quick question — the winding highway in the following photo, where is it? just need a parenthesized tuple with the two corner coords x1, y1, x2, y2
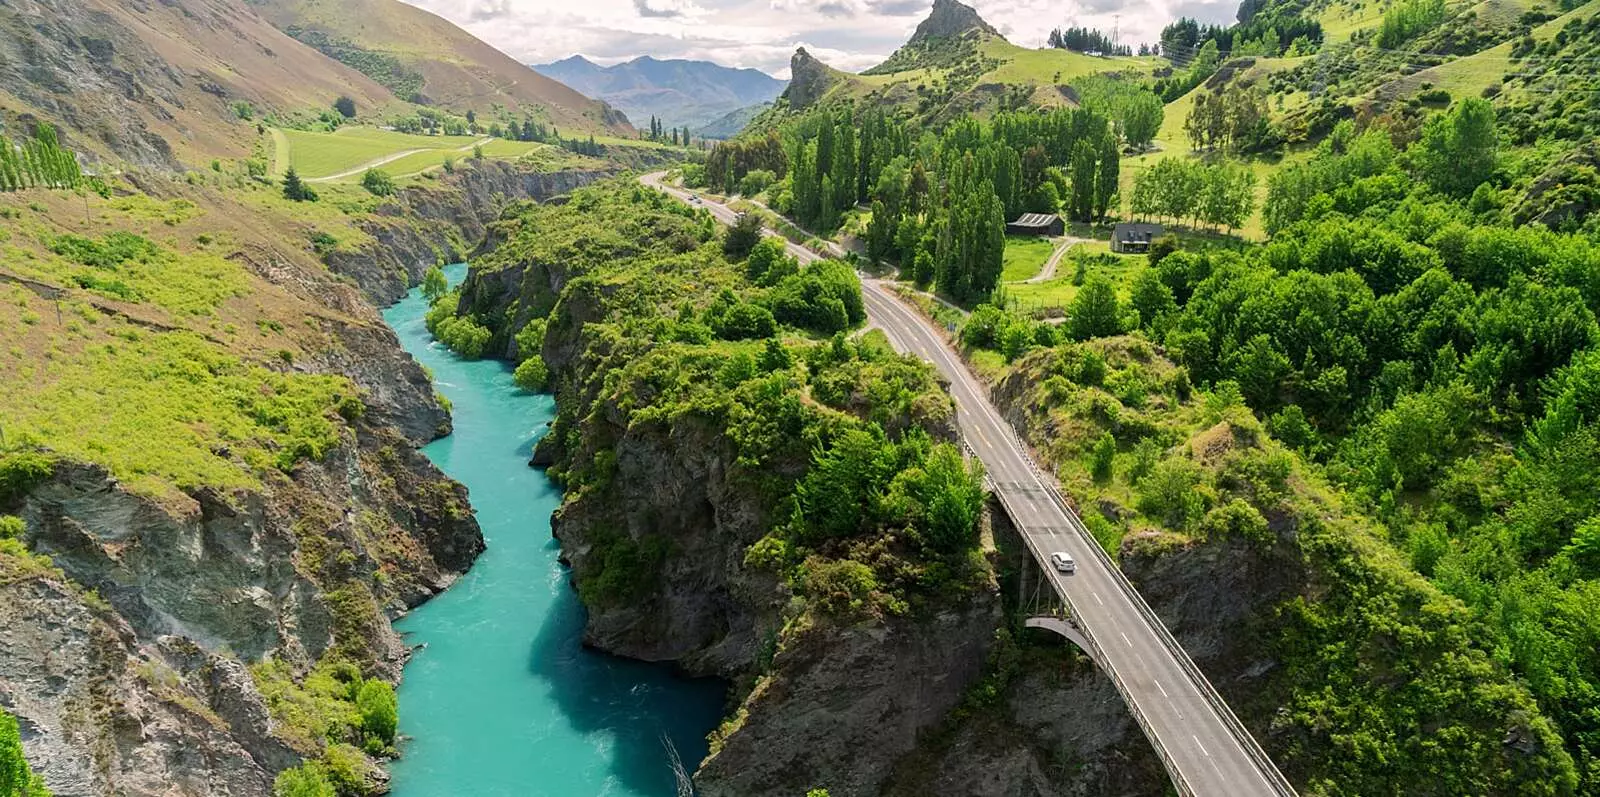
(640, 172, 1296, 797)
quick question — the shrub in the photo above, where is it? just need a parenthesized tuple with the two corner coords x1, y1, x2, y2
(360, 169, 394, 197)
(273, 763, 334, 797)
(355, 680, 397, 748)
(723, 213, 763, 261)
(513, 357, 548, 391)
(282, 167, 318, 202)
(1090, 432, 1116, 482)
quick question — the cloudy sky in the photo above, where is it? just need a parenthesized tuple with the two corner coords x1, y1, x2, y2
(398, 0, 1240, 78)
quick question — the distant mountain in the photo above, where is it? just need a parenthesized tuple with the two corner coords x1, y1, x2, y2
(532, 55, 786, 132)
(249, 0, 632, 135)
(695, 102, 772, 140)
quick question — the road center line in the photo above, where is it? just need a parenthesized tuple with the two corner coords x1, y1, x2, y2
(1120, 632, 1133, 648)
(1093, 591, 1104, 606)
(1155, 680, 1169, 698)
(1194, 735, 1211, 757)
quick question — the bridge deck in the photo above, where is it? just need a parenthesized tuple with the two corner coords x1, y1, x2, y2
(643, 173, 1296, 797)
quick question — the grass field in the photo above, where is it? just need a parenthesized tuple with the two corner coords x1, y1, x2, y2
(979, 39, 1160, 87)
(1001, 236, 1058, 282)
(274, 127, 483, 179)
(1002, 242, 1145, 313)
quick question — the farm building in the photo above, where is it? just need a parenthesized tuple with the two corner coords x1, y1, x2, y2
(1007, 212, 1064, 237)
(1112, 222, 1164, 253)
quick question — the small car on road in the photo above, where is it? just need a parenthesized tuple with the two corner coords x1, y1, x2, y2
(1051, 551, 1076, 573)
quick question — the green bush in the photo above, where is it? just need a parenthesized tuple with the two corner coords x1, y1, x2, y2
(273, 762, 334, 797)
(513, 357, 548, 391)
(360, 169, 394, 197)
(355, 680, 397, 749)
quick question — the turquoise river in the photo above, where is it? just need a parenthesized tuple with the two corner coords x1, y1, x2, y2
(382, 264, 724, 796)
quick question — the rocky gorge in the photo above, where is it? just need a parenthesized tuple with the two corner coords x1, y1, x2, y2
(0, 161, 614, 796)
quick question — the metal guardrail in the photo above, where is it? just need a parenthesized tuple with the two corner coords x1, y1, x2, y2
(980, 425, 1298, 797)
(973, 445, 1196, 797)
(649, 176, 1293, 794)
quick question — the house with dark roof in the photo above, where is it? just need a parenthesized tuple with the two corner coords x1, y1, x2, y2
(1006, 212, 1064, 237)
(1112, 222, 1164, 253)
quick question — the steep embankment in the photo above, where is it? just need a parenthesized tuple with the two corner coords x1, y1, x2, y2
(0, 159, 601, 795)
(884, 333, 1575, 795)
(439, 182, 1004, 796)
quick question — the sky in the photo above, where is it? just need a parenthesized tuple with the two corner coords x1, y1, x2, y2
(397, 0, 1240, 78)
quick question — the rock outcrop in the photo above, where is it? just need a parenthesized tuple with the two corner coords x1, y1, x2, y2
(784, 48, 840, 111)
(326, 162, 615, 306)
(907, 0, 1001, 44)
(697, 597, 1001, 797)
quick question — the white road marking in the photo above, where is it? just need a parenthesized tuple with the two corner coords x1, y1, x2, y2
(1155, 680, 1169, 698)
(1120, 632, 1133, 648)
(1093, 591, 1104, 606)
(1194, 735, 1211, 757)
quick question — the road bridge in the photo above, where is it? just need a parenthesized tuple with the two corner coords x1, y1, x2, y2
(641, 172, 1297, 797)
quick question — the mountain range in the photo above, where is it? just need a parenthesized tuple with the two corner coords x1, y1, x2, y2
(532, 55, 786, 135)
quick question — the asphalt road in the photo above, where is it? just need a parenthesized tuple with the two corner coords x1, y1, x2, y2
(639, 172, 1295, 796)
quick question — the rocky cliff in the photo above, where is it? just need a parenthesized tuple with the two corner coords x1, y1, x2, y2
(0, 163, 570, 794)
(326, 162, 616, 306)
(448, 185, 1007, 797)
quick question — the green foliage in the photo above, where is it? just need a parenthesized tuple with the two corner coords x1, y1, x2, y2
(0, 452, 54, 507)
(1414, 98, 1499, 198)
(283, 167, 318, 202)
(274, 763, 335, 797)
(1376, 0, 1446, 47)
(0, 707, 49, 796)
(421, 266, 448, 302)
(286, 28, 424, 100)
(425, 293, 492, 359)
(333, 96, 357, 119)
(723, 212, 764, 261)
(0, 123, 81, 192)
(513, 357, 548, 392)
(360, 169, 394, 197)
(1067, 275, 1122, 341)
(354, 680, 397, 751)
(1089, 431, 1116, 482)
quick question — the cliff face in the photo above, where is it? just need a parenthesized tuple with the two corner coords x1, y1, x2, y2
(452, 197, 1002, 797)
(7, 396, 482, 797)
(326, 162, 615, 306)
(697, 597, 1000, 797)
(0, 164, 620, 794)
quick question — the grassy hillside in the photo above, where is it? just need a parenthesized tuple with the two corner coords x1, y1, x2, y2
(249, 0, 634, 136)
(0, 0, 402, 168)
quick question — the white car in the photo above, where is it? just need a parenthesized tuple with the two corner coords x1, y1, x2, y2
(1050, 552, 1076, 574)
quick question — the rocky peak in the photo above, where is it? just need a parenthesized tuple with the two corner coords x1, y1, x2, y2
(908, 0, 1001, 44)
(785, 47, 837, 110)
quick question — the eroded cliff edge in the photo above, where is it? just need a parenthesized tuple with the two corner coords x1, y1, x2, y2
(1, 159, 613, 796)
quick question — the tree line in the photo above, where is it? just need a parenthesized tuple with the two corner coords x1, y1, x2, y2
(703, 105, 1130, 304)
(644, 116, 693, 147)
(1184, 86, 1275, 154)
(1047, 26, 1132, 56)
(0, 123, 82, 192)
(1130, 157, 1257, 232)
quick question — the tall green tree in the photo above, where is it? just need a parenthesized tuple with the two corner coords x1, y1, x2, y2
(1415, 98, 1498, 197)
(1070, 140, 1098, 222)
(1095, 133, 1120, 222)
(1068, 275, 1123, 340)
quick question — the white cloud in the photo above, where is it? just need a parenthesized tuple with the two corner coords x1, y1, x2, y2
(399, 0, 1223, 78)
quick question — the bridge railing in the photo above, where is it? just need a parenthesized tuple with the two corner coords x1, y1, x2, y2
(984, 427, 1298, 797)
(979, 457, 1197, 797)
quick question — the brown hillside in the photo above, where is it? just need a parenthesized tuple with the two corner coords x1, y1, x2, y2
(0, 0, 400, 169)
(249, 0, 634, 135)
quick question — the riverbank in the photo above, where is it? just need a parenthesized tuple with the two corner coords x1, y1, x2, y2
(383, 265, 724, 796)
